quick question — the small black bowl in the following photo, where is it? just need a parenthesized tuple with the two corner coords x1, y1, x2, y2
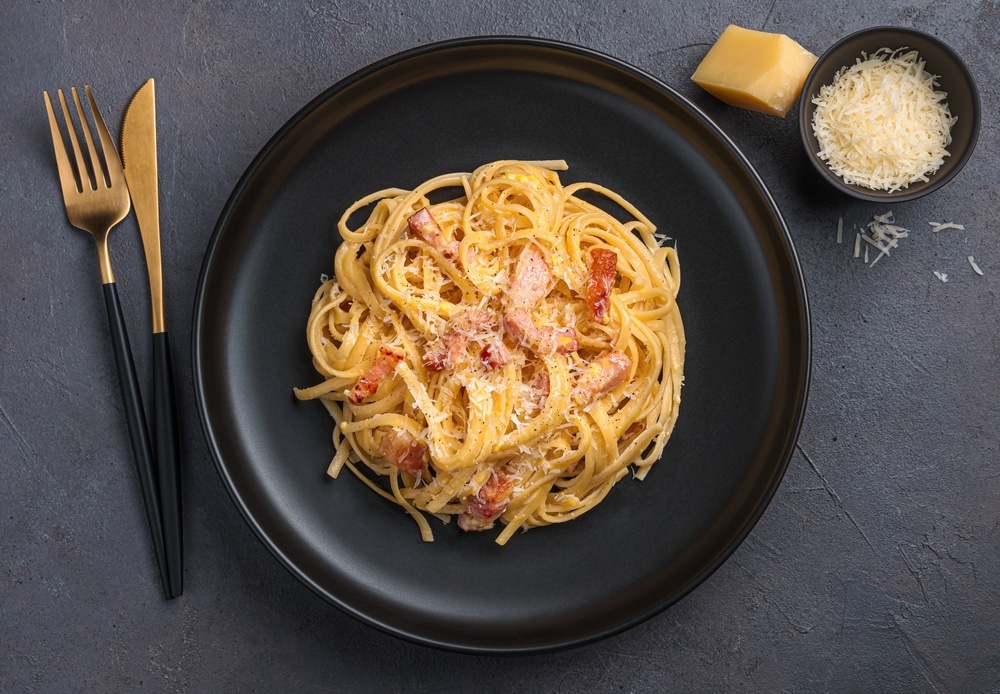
(799, 26, 980, 203)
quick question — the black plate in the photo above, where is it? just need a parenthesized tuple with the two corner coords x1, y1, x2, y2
(193, 36, 811, 654)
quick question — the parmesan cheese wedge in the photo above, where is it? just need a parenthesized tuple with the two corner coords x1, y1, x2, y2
(691, 25, 818, 117)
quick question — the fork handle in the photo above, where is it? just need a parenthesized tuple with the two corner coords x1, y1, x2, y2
(153, 330, 182, 598)
(102, 282, 171, 600)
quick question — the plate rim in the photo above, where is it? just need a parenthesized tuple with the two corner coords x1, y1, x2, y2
(192, 34, 812, 654)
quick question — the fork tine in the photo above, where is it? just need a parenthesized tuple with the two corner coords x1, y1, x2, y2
(85, 85, 126, 188)
(43, 90, 81, 198)
(56, 88, 92, 192)
(70, 86, 106, 190)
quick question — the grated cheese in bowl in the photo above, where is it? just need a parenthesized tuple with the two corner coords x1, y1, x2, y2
(811, 48, 957, 193)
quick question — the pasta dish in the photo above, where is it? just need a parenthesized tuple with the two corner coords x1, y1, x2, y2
(294, 160, 684, 545)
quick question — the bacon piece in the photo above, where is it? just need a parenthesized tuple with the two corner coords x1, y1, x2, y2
(377, 428, 427, 475)
(502, 246, 577, 355)
(525, 368, 550, 411)
(571, 350, 632, 405)
(458, 471, 513, 532)
(479, 339, 510, 370)
(619, 421, 645, 447)
(586, 248, 617, 324)
(529, 368, 550, 400)
(503, 308, 532, 345)
(407, 207, 458, 258)
(537, 325, 578, 355)
(449, 307, 493, 335)
(422, 331, 466, 372)
(348, 345, 404, 405)
(504, 308, 578, 355)
(506, 244, 552, 308)
(422, 308, 496, 372)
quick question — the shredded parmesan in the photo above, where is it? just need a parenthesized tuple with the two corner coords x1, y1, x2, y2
(811, 48, 956, 192)
(929, 221, 965, 232)
(853, 211, 912, 266)
(842, 212, 978, 279)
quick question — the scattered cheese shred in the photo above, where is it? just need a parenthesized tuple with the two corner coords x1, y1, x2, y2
(842, 213, 980, 279)
(855, 211, 911, 266)
(836, 216, 843, 244)
(811, 48, 956, 192)
(929, 221, 965, 232)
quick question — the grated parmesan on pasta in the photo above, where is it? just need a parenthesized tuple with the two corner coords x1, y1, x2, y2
(294, 160, 685, 545)
(811, 48, 957, 192)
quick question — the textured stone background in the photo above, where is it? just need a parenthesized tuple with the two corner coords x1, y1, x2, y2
(3, 1, 998, 691)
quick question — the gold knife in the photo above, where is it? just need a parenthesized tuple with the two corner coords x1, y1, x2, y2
(121, 78, 182, 599)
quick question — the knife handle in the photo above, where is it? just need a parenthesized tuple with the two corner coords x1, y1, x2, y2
(103, 282, 171, 599)
(153, 330, 183, 598)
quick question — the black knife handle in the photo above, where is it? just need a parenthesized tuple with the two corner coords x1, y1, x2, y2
(102, 282, 171, 599)
(153, 330, 183, 598)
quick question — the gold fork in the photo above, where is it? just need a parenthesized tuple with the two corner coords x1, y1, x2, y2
(44, 86, 171, 598)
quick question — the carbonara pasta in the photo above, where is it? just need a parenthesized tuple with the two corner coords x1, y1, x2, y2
(294, 160, 684, 545)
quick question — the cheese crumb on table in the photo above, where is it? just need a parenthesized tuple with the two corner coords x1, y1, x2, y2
(929, 221, 965, 232)
(860, 211, 910, 266)
(841, 212, 980, 278)
(691, 25, 818, 118)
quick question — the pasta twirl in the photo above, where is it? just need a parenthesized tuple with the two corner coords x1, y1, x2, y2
(294, 160, 684, 545)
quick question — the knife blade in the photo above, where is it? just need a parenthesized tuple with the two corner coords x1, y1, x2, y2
(121, 78, 183, 599)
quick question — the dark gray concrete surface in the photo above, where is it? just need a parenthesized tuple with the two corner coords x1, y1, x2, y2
(3, 1, 998, 691)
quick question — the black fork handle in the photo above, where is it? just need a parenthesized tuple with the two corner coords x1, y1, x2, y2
(102, 282, 171, 599)
(153, 330, 182, 598)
